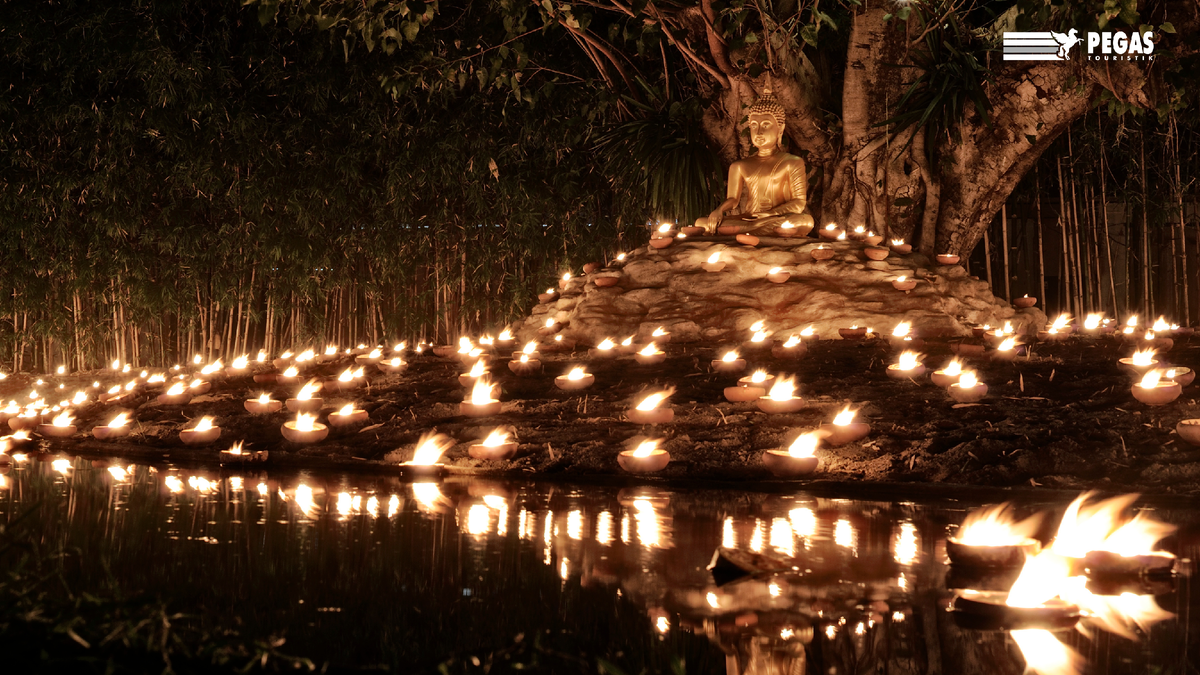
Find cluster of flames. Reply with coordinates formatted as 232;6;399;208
956;493;1177;674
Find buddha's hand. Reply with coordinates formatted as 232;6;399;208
706;208;725;226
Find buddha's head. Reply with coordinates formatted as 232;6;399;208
747;87;786;152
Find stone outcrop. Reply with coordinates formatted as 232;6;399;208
516;236;1046;344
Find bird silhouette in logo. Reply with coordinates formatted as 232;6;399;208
1051;29;1082;59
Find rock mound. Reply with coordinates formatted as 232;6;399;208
517;236;1046;344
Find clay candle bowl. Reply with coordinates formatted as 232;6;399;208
819;405;870;446
936;253;960;265
1014;295;1038;309
735;234;760;247
887;351;926;379
819;224;843;241
459;359;489;388
766;267;790;284
890;239;912;254
756;377;805;413
281;412;328;443
772;336;807;359
634;343;666;365
92;413;132;440
724;384;766;402
701;251;726;273
555;366;594;391
627;390;674;424
8;413;41;432
180;416;221;446
1132;370;1181;406
594;275;620;287
38;411;77;438
461;380;502;417
431;344;457;357
157;382;193;406
1118;350;1159;377
991;337;1022;361
509;354;542;375
589;338;618;359
712;350;746;373
378;357;408;374
188;379;212;396
286;380;324;413
276;366;301;385
1166;367;1195;387
951;341;986;356
948;371;987;403
328;403;368;428
469;428;519;460
1175;419;1200;446
355;348;384;366
245;393;283;414
400;432;451;477
649;236;673;250
538;288;557;303
762;431;823;477
865;232;884;246
864;247;889;261
316;346;340;364
931;360;964;388
494;332;515;351
839;326;868;340
513;342;541;362
225;355;250;378
810;245;835;261
618;439;670;473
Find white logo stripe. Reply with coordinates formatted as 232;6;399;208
1002;54;1063;61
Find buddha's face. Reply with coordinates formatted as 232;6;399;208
748;113;782;151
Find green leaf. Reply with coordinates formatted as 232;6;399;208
1160;21;1175;33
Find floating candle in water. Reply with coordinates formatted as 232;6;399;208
618;438;670;473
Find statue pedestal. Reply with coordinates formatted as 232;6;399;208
518;238;1045;345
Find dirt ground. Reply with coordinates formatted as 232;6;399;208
7;333;1200;495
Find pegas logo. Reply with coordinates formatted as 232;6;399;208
1003;29;1155;62
1086;31;1155;60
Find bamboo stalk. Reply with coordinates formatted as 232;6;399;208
1140;133;1151;315
1001;204;1011;301
1036;169;1047;308
1056;157;1072;316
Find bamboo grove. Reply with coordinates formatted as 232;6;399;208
2;0;1199;373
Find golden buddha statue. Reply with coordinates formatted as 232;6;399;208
695;89;814;236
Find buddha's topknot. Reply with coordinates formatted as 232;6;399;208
747;86;786;127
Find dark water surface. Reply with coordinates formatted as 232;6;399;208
1;454;1196;674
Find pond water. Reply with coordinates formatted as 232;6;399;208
0;454;1195;674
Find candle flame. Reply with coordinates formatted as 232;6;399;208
1003;321;1014;335
387;357;402;367
297;379;321;400
998;337;1017;351
544;318;556;329
257;393;272;404
368;348;382;358
768;377;796;401
1139;369;1162;388
955;502;1041;546
108;412;129;428
836;231;846;240
498;329;513;340
412;432;451;465
522;341;538;355
825;224;837;231
638;343;660;356
1050;314;1071;331
721;350;739;362
293;412;317;432
296;349;315;362
636;388;673;411
256;350;267;362
800;326;814;336
1084;314;1102;330
567;366;587;381
749;370;769;384
468;360;487;378
892;322;911;337
562;272;572;281
325;345;338;355
1131;349;1156;366
71;391;87;405
632;439;659;458
896;351;921;370
958;370;978;388
226;441;244;455
193;416;215;432
52;410;73;427
891;238;905;245
597;338;615;350
896;275;907;282
657;223;671;233
751;330;768;343
458;336;474;352
768;267;783;275
620;336;634;347
750;320;765;332
1152;316;1170;332
519;354;530;363
1126;314;1138;327
652;326;666;337
482;428;509;447
787;431;821;458
167;382;186;396
338;367;354;382
469;379;497;405
283;366;299;377
337;403;356;416
833;405;856;426
707;251;720;264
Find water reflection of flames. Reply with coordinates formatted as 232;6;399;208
412;482;446;513
789;507;816;538
834;519;855;549
1050;492;1175;559
567;510;583;540
722;517;736;548
467;504;490;536
956;502;1041;546
596;511;613;545
894;522;918;565
770;517;794;557
295;484;317;516
749;519;764;552
634;499;669;548
1011;630;1082;675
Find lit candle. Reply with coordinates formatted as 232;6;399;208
992;336;1021;360
180;416;221;445
460;379;502;417
38;410;77;438
1131;369;1182;406
589;337;617;359
469;427;518;460
281;411;328;444
820;223;843;240
1118;348;1158;376
712;349;746;373
890;238;912;254
771;335;807;359
931;358;963;388
702;251;725;273
618;438;671;473
355;347;384;366
555;366;595;391
400;432;452;476
762;430;823;477
459;359;489;388
628;389;674;424
892;275;917;291
839;324;869;340
508;352;542;375
757;376;805;413
650;326;671;343
513;340;541;362
634;342;666;365
379;356;408;374
887;351;926;379
935;253;960;265
1014;294;1038;308
328;401;368;427
810;244;835;260
157;381;193;406
286;379;324;413
766;267;790;284
819;405;871;446
93;412;131;440
948;370;987;403
495;330;515;350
